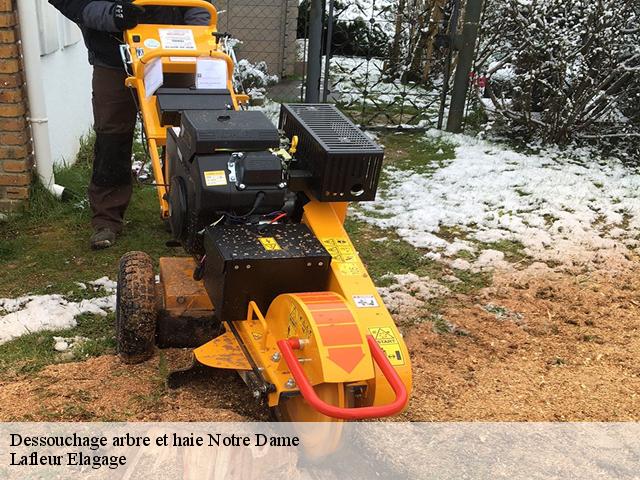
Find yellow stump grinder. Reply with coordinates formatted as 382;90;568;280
115;0;412;441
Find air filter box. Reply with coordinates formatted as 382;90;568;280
203;224;331;321
280;103;384;201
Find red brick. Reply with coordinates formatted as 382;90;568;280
0;43;17;58
0;144;28;158
0;13;15;28
0;102;25;117
0;116;25;130
0;172;30;186
5;186;28;199
2;159;29;172
0;131;27;145
0;87;22;102
0;29;15;44
0;72;23;88
0;58;20;74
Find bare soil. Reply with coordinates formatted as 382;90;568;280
1;263;638;422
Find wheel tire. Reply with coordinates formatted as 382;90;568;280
116;251;157;364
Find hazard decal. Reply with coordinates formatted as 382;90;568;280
369;327;405;366
259;237;281;251
321;237;362;276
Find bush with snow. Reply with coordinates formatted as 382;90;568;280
477;0;640;156
235;59;279;100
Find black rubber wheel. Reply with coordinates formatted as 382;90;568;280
116;251;157;364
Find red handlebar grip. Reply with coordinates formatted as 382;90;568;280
277;335;408;420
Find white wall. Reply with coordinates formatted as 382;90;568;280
36;1;93;166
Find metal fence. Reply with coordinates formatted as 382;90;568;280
225;0;470;130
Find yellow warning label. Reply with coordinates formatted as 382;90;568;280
369;327;405;366
339;263;362;276
321;237;362;276
204;170;227;187
259;237;281;251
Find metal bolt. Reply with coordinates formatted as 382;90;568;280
246;265;252;270
252;390;261;399
278;182;287;189
238;183;246;190
271;352;281;362
285;378;296;389
234;265;240;270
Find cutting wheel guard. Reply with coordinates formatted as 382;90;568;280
277;336;409;420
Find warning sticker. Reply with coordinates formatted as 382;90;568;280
159;28;196;50
353;295;379;308
204;170;227;187
321;237;362;276
259;237;281;251
369;327;405;366
288;304;313;339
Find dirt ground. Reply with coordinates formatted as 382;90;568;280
1;260;638;422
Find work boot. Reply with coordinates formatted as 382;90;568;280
90;228;117;250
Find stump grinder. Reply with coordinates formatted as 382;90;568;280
115;0;412;451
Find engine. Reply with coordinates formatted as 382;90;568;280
166;110;292;254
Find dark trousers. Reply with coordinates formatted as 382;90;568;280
89;66;137;233
89;66;194;232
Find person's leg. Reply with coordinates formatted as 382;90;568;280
89;66;138;246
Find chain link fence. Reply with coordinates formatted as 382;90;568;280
224;0;468;129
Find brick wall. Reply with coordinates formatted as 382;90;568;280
0;0;32;212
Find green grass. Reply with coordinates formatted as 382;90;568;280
0;312;116;377
345;217;493;296
345;217;442;285
0;132;173;375
478;239;530;264
0;134;178;298
379;131;456;175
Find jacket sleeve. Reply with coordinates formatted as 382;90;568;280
81;1;118;32
184;7;211;26
49;0;117;32
48;0;92;23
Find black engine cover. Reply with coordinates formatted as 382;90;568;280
203;224;332;321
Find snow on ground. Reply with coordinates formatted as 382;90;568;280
0;277;116;345
378;273;450;320
359;130;640;270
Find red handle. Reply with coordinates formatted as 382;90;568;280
277;335;408;420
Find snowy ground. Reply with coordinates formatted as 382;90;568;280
358;130;640;271
0;278;116;346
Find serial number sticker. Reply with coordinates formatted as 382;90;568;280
159;28;196;50
204;170;227;187
353;295;379;308
369;327;405;366
259;237;282;251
